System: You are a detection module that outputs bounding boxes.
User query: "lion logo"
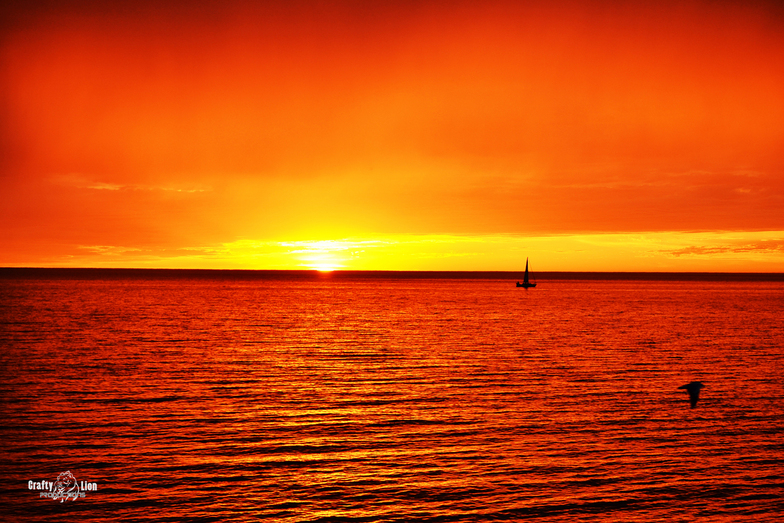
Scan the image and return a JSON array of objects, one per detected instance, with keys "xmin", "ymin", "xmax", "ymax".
[{"xmin": 53, "ymin": 471, "xmax": 80, "ymax": 502}]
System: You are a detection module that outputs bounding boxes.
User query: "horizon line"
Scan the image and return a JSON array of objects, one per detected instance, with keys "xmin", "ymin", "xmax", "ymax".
[{"xmin": 2, "ymin": 267, "xmax": 783, "ymax": 281}]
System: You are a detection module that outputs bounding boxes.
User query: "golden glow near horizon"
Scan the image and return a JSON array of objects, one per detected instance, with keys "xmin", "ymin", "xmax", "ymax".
[
  {"xmin": 8, "ymin": 232, "xmax": 784, "ymax": 273},
  {"xmin": 2, "ymin": 1, "xmax": 784, "ymax": 271}
]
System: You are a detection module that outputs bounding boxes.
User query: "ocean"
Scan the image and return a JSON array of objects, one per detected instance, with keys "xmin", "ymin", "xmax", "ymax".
[{"xmin": 1, "ymin": 269, "xmax": 783, "ymax": 521}]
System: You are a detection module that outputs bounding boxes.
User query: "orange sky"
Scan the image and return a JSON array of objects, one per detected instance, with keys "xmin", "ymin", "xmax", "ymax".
[{"xmin": 2, "ymin": 0, "xmax": 784, "ymax": 271}]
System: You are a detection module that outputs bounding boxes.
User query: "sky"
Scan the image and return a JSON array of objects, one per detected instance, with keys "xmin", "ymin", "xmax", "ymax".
[{"xmin": 2, "ymin": 0, "xmax": 783, "ymax": 271}]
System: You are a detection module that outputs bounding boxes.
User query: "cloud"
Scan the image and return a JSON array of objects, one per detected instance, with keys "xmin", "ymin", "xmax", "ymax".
[
  {"xmin": 86, "ymin": 182, "xmax": 124, "ymax": 191},
  {"xmin": 77, "ymin": 245, "xmax": 143, "ymax": 256},
  {"xmin": 51, "ymin": 174, "xmax": 210, "ymax": 193},
  {"xmin": 668, "ymin": 239, "xmax": 784, "ymax": 257}
]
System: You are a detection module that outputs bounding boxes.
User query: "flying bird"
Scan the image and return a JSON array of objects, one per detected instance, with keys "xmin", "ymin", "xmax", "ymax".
[{"xmin": 678, "ymin": 381, "xmax": 705, "ymax": 408}]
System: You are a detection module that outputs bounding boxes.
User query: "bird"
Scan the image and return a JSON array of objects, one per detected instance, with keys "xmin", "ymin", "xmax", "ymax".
[{"xmin": 678, "ymin": 381, "xmax": 705, "ymax": 408}]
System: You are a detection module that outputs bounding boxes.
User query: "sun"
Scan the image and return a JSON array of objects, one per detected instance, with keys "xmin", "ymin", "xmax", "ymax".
[
  {"xmin": 294, "ymin": 241, "xmax": 347, "ymax": 271},
  {"xmin": 308, "ymin": 255, "xmax": 340, "ymax": 272},
  {"xmin": 305, "ymin": 257, "xmax": 341, "ymax": 272}
]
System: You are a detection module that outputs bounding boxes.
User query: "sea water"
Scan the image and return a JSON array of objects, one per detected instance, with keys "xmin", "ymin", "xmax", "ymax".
[{"xmin": 1, "ymin": 271, "xmax": 783, "ymax": 521}]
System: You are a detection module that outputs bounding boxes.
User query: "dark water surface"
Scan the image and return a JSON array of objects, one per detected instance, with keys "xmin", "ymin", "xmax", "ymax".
[{"xmin": 1, "ymin": 272, "xmax": 783, "ymax": 521}]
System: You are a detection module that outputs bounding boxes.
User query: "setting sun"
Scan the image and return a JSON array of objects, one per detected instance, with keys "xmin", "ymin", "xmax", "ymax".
[{"xmin": 290, "ymin": 241, "xmax": 348, "ymax": 271}]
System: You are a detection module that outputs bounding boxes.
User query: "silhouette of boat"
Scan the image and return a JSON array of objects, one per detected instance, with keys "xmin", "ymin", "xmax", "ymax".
[{"xmin": 516, "ymin": 258, "xmax": 537, "ymax": 288}]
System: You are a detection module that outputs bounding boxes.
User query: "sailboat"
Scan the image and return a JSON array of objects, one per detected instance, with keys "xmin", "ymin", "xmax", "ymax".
[{"xmin": 516, "ymin": 258, "xmax": 537, "ymax": 288}]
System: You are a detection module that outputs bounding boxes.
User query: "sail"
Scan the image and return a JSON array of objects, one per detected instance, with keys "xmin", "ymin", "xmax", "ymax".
[{"xmin": 516, "ymin": 257, "xmax": 536, "ymax": 288}]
